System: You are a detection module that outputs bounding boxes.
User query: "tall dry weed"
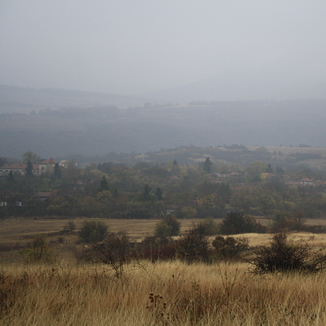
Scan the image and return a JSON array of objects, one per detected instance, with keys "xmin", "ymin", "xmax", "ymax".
[{"xmin": 0, "ymin": 261, "xmax": 325, "ymax": 325}]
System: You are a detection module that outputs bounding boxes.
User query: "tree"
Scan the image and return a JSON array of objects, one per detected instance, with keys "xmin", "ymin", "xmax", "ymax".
[
  {"xmin": 52, "ymin": 163, "xmax": 62, "ymax": 180},
  {"xmin": 78, "ymin": 220, "xmax": 109, "ymax": 243},
  {"xmin": 22, "ymin": 151, "xmax": 40, "ymax": 164},
  {"xmin": 7, "ymin": 170, "xmax": 15, "ymax": 182},
  {"xmin": 155, "ymin": 187, "xmax": 163, "ymax": 200},
  {"xmin": 99, "ymin": 175, "xmax": 109, "ymax": 192},
  {"xmin": 140, "ymin": 184, "xmax": 152, "ymax": 201},
  {"xmin": 203, "ymin": 157, "xmax": 213, "ymax": 173},
  {"xmin": 154, "ymin": 216, "xmax": 180, "ymax": 237},
  {"xmin": 220, "ymin": 211, "xmax": 266, "ymax": 235},
  {"xmin": 25, "ymin": 160, "xmax": 34, "ymax": 177}
]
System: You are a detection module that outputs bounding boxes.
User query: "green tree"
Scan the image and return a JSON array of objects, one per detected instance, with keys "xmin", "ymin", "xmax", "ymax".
[
  {"xmin": 155, "ymin": 187, "xmax": 163, "ymax": 200},
  {"xmin": 78, "ymin": 220, "xmax": 108, "ymax": 243},
  {"xmin": 140, "ymin": 184, "xmax": 152, "ymax": 201},
  {"xmin": 22, "ymin": 151, "xmax": 40, "ymax": 164},
  {"xmin": 154, "ymin": 216, "xmax": 180, "ymax": 237},
  {"xmin": 190, "ymin": 218, "xmax": 220, "ymax": 236},
  {"xmin": 7, "ymin": 170, "xmax": 15, "ymax": 182},
  {"xmin": 220, "ymin": 211, "xmax": 266, "ymax": 234},
  {"xmin": 25, "ymin": 160, "xmax": 34, "ymax": 177},
  {"xmin": 203, "ymin": 157, "xmax": 213, "ymax": 173},
  {"xmin": 52, "ymin": 163, "xmax": 62, "ymax": 180},
  {"xmin": 99, "ymin": 175, "xmax": 109, "ymax": 192}
]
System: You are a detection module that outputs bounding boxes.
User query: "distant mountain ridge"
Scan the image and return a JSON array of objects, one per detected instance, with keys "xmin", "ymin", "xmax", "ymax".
[
  {"xmin": 147, "ymin": 74, "xmax": 326, "ymax": 102},
  {"xmin": 0, "ymin": 98, "xmax": 325, "ymax": 159},
  {"xmin": 0, "ymin": 85, "xmax": 148, "ymax": 113}
]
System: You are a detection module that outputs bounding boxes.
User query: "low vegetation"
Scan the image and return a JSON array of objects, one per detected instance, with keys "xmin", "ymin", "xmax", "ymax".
[
  {"xmin": 1, "ymin": 216, "xmax": 326, "ymax": 325},
  {"xmin": 249, "ymin": 232, "xmax": 326, "ymax": 274},
  {"xmin": 1, "ymin": 262, "xmax": 326, "ymax": 325}
]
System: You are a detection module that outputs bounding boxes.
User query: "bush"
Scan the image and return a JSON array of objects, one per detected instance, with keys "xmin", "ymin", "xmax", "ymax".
[
  {"xmin": 136, "ymin": 236, "xmax": 176, "ymax": 261},
  {"xmin": 190, "ymin": 218, "xmax": 220, "ymax": 237},
  {"xmin": 271, "ymin": 211, "xmax": 306, "ymax": 233},
  {"xmin": 78, "ymin": 220, "xmax": 108, "ymax": 243},
  {"xmin": 248, "ymin": 232, "xmax": 326, "ymax": 274},
  {"xmin": 62, "ymin": 220, "xmax": 76, "ymax": 233},
  {"xmin": 154, "ymin": 216, "xmax": 180, "ymax": 237},
  {"xmin": 220, "ymin": 211, "xmax": 266, "ymax": 234},
  {"xmin": 212, "ymin": 236, "xmax": 249, "ymax": 259},
  {"xmin": 176, "ymin": 232, "xmax": 209, "ymax": 263},
  {"xmin": 92, "ymin": 232, "xmax": 132, "ymax": 277},
  {"xmin": 19, "ymin": 234, "xmax": 55, "ymax": 264}
]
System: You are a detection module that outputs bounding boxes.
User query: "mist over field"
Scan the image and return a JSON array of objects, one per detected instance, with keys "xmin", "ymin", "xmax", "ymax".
[{"xmin": 0, "ymin": 85, "xmax": 325, "ymax": 159}]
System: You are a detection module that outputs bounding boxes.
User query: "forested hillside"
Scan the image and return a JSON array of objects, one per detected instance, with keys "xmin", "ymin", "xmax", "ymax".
[{"xmin": 1, "ymin": 98, "xmax": 326, "ymax": 158}]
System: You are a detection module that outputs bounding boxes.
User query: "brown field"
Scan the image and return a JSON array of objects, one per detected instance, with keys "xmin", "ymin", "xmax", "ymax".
[
  {"xmin": 1, "ymin": 217, "xmax": 326, "ymax": 325},
  {"xmin": 1, "ymin": 261, "xmax": 326, "ymax": 325},
  {"xmin": 2, "ymin": 217, "xmax": 326, "ymax": 262},
  {"xmin": 0, "ymin": 218, "xmax": 206, "ymax": 247}
]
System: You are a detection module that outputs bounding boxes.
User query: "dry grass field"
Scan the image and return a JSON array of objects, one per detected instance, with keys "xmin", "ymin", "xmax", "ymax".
[
  {"xmin": 1, "ymin": 261, "xmax": 326, "ymax": 325},
  {"xmin": 1, "ymin": 217, "xmax": 326, "ymax": 325},
  {"xmin": 0, "ymin": 218, "xmax": 205, "ymax": 248}
]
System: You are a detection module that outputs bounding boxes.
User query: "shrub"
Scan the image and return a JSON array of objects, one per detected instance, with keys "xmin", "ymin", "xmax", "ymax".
[
  {"xmin": 220, "ymin": 211, "xmax": 266, "ymax": 234},
  {"xmin": 136, "ymin": 236, "xmax": 176, "ymax": 261},
  {"xmin": 190, "ymin": 218, "xmax": 220, "ymax": 237},
  {"xmin": 62, "ymin": 220, "xmax": 76, "ymax": 233},
  {"xmin": 176, "ymin": 232, "xmax": 209, "ymax": 263},
  {"xmin": 212, "ymin": 236, "xmax": 249, "ymax": 259},
  {"xmin": 19, "ymin": 234, "xmax": 55, "ymax": 263},
  {"xmin": 271, "ymin": 210, "xmax": 306, "ymax": 233},
  {"xmin": 91, "ymin": 232, "xmax": 132, "ymax": 277},
  {"xmin": 78, "ymin": 220, "xmax": 108, "ymax": 243},
  {"xmin": 154, "ymin": 216, "xmax": 180, "ymax": 237},
  {"xmin": 248, "ymin": 232, "xmax": 326, "ymax": 274}
]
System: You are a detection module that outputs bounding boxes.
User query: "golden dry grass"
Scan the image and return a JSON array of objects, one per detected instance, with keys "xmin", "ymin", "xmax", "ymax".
[
  {"xmin": 2, "ymin": 218, "xmax": 326, "ymax": 325},
  {"xmin": 1, "ymin": 261, "xmax": 326, "ymax": 325}
]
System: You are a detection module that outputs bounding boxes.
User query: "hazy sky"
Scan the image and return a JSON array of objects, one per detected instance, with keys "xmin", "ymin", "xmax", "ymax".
[{"xmin": 1, "ymin": 1, "xmax": 325, "ymax": 95}]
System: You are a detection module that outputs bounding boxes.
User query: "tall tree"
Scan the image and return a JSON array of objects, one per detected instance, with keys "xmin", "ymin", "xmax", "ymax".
[
  {"xmin": 52, "ymin": 163, "xmax": 62, "ymax": 180},
  {"xmin": 25, "ymin": 160, "xmax": 34, "ymax": 177},
  {"xmin": 155, "ymin": 187, "xmax": 163, "ymax": 200},
  {"xmin": 203, "ymin": 157, "xmax": 213, "ymax": 173},
  {"xmin": 99, "ymin": 175, "xmax": 109, "ymax": 192},
  {"xmin": 7, "ymin": 170, "xmax": 15, "ymax": 182}
]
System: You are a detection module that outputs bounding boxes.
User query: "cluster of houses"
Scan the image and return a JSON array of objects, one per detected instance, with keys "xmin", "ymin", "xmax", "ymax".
[
  {"xmin": 0, "ymin": 158, "xmax": 78, "ymax": 207},
  {"xmin": 0, "ymin": 159, "xmax": 76, "ymax": 177}
]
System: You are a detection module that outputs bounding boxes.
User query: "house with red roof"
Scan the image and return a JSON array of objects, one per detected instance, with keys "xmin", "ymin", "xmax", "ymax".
[{"xmin": 0, "ymin": 158, "xmax": 58, "ymax": 176}]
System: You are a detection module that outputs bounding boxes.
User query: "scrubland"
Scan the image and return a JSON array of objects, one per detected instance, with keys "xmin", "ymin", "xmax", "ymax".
[
  {"xmin": 1, "ymin": 218, "xmax": 326, "ymax": 325},
  {"xmin": 1, "ymin": 261, "xmax": 326, "ymax": 325}
]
